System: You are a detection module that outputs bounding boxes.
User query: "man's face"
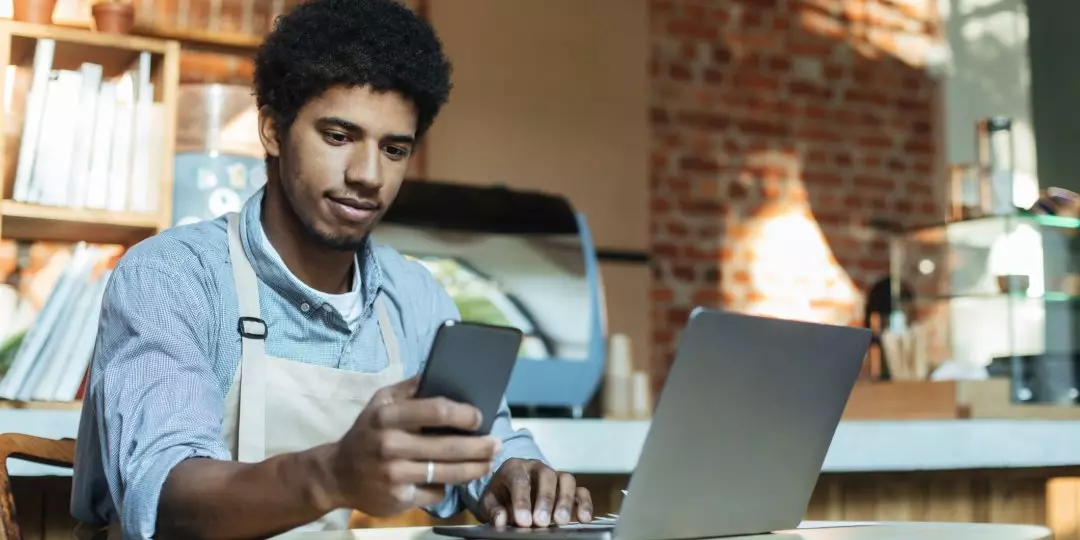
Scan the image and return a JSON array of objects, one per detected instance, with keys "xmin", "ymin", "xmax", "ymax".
[{"xmin": 262, "ymin": 84, "xmax": 418, "ymax": 250}]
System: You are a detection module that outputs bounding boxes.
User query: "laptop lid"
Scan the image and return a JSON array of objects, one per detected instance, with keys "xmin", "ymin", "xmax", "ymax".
[{"xmin": 614, "ymin": 309, "xmax": 870, "ymax": 540}]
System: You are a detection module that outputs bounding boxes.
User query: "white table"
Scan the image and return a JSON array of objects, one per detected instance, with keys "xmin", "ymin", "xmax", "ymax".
[{"xmin": 277, "ymin": 522, "xmax": 1053, "ymax": 540}]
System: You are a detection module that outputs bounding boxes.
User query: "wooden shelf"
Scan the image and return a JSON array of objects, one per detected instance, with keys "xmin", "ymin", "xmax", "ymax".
[
  {"xmin": 3, "ymin": 19, "xmax": 174, "ymax": 78},
  {"xmin": 0, "ymin": 200, "xmax": 161, "ymax": 244},
  {"xmin": 0, "ymin": 20, "xmax": 179, "ymax": 246},
  {"xmin": 51, "ymin": 21, "xmax": 262, "ymax": 55},
  {"xmin": 131, "ymin": 25, "xmax": 260, "ymax": 55}
]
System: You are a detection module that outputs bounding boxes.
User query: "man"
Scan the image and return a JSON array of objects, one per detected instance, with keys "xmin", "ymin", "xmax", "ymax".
[{"xmin": 70, "ymin": 0, "xmax": 592, "ymax": 537}]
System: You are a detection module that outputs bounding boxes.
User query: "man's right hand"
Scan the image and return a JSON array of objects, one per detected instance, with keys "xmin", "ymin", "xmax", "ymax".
[{"xmin": 323, "ymin": 376, "xmax": 501, "ymax": 516}]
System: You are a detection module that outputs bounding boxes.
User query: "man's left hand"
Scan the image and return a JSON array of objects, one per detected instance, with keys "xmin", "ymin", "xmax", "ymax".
[{"xmin": 479, "ymin": 458, "xmax": 593, "ymax": 528}]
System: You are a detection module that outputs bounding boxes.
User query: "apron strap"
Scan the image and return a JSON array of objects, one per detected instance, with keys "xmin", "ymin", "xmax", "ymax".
[
  {"xmin": 226, "ymin": 212, "xmax": 267, "ymax": 463},
  {"xmin": 374, "ymin": 296, "xmax": 403, "ymax": 369}
]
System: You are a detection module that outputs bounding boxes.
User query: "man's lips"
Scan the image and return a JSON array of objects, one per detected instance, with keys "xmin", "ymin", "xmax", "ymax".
[{"xmin": 327, "ymin": 195, "xmax": 380, "ymax": 223}]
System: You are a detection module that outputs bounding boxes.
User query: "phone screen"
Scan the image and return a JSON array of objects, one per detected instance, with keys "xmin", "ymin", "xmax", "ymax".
[{"xmin": 415, "ymin": 320, "xmax": 523, "ymax": 436}]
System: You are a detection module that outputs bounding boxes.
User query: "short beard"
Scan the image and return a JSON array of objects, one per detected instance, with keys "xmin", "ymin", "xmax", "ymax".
[
  {"xmin": 277, "ymin": 174, "xmax": 371, "ymax": 252},
  {"xmin": 303, "ymin": 223, "xmax": 369, "ymax": 252}
]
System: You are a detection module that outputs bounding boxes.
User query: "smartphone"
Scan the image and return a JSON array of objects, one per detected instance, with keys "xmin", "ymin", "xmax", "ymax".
[{"xmin": 415, "ymin": 320, "xmax": 524, "ymax": 436}]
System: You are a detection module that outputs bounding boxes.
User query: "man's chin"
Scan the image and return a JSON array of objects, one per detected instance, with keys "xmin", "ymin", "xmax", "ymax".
[{"xmin": 306, "ymin": 223, "xmax": 370, "ymax": 252}]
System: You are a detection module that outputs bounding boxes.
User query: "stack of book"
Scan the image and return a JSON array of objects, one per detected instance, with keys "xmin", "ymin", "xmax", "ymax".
[
  {"xmin": 8, "ymin": 38, "xmax": 166, "ymax": 213},
  {"xmin": 0, "ymin": 242, "xmax": 123, "ymax": 402}
]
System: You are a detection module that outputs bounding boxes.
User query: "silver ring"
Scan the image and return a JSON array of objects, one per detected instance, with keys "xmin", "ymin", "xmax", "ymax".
[{"xmin": 426, "ymin": 460, "xmax": 435, "ymax": 484}]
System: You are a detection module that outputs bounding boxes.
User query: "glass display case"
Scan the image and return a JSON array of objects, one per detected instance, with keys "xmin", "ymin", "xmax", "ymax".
[{"xmin": 890, "ymin": 211, "xmax": 1080, "ymax": 405}]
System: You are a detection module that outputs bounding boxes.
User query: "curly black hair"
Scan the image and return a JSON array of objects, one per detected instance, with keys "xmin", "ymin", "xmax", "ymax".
[{"xmin": 253, "ymin": 0, "xmax": 452, "ymax": 141}]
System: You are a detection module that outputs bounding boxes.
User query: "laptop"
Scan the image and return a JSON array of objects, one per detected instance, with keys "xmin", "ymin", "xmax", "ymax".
[{"xmin": 433, "ymin": 308, "xmax": 871, "ymax": 540}]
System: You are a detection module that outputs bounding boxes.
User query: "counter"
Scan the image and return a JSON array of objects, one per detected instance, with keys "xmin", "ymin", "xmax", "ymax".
[
  {"xmin": 5, "ymin": 409, "xmax": 1080, "ymax": 475},
  {"xmin": 4, "ymin": 409, "xmax": 1080, "ymax": 538}
]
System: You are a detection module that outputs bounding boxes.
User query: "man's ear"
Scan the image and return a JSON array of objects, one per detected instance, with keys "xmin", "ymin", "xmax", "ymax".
[{"xmin": 258, "ymin": 105, "xmax": 282, "ymax": 159}]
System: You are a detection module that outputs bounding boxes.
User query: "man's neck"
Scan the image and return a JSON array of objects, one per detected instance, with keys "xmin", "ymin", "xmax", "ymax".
[{"xmin": 260, "ymin": 183, "xmax": 355, "ymax": 295}]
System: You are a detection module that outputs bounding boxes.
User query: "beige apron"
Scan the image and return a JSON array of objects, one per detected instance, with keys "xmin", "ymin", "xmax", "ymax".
[{"xmin": 77, "ymin": 213, "xmax": 404, "ymax": 539}]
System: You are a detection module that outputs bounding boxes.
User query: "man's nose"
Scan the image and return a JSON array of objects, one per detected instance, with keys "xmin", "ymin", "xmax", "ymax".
[{"xmin": 345, "ymin": 141, "xmax": 382, "ymax": 187}]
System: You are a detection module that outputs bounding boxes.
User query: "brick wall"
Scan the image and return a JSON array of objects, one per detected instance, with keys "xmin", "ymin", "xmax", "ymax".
[{"xmin": 649, "ymin": 0, "xmax": 945, "ymax": 385}]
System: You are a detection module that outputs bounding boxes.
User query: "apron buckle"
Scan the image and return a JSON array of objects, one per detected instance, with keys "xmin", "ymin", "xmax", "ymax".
[{"xmin": 238, "ymin": 316, "xmax": 268, "ymax": 339}]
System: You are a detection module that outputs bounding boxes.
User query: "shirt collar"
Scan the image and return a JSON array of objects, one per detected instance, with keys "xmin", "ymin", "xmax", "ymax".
[{"xmin": 237, "ymin": 187, "xmax": 383, "ymax": 317}]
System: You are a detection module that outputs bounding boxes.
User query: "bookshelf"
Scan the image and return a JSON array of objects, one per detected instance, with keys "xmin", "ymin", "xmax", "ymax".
[
  {"xmin": 0, "ymin": 21, "xmax": 181, "ymax": 408},
  {"xmin": 0, "ymin": 19, "xmax": 180, "ymax": 245}
]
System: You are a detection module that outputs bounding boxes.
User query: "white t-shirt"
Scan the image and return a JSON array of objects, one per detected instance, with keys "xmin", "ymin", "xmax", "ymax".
[{"xmin": 260, "ymin": 228, "xmax": 364, "ymax": 329}]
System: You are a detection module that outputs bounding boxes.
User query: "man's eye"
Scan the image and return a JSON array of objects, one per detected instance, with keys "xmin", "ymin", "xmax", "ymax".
[
  {"xmin": 384, "ymin": 145, "xmax": 410, "ymax": 160},
  {"xmin": 324, "ymin": 131, "xmax": 349, "ymax": 144}
]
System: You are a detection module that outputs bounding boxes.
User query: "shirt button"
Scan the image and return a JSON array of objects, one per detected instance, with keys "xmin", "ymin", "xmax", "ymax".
[{"xmin": 300, "ymin": 302, "xmax": 311, "ymax": 312}]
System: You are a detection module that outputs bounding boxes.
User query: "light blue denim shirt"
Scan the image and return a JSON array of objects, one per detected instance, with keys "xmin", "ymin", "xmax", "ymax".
[{"xmin": 71, "ymin": 188, "xmax": 545, "ymax": 538}]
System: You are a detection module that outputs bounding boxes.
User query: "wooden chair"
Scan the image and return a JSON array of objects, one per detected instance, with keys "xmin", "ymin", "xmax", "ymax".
[{"xmin": 0, "ymin": 434, "xmax": 76, "ymax": 540}]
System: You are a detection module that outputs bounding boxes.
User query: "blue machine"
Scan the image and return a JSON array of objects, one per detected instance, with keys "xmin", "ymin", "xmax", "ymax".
[{"xmin": 376, "ymin": 179, "xmax": 608, "ymax": 414}]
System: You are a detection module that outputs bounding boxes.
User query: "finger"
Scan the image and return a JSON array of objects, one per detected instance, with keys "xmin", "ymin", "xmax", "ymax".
[
  {"xmin": 532, "ymin": 466, "xmax": 558, "ymax": 527},
  {"xmin": 386, "ymin": 460, "xmax": 494, "ymax": 485},
  {"xmin": 379, "ymin": 431, "xmax": 501, "ymax": 462},
  {"xmin": 575, "ymin": 487, "xmax": 593, "ymax": 523},
  {"xmin": 505, "ymin": 463, "xmax": 533, "ymax": 527},
  {"xmin": 373, "ymin": 397, "xmax": 482, "ymax": 432},
  {"xmin": 371, "ymin": 378, "xmax": 421, "ymax": 406},
  {"xmin": 480, "ymin": 491, "xmax": 509, "ymax": 527},
  {"xmin": 553, "ymin": 473, "xmax": 576, "ymax": 525}
]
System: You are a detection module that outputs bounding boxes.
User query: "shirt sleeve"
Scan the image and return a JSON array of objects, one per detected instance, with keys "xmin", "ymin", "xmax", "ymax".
[
  {"xmin": 415, "ymin": 271, "xmax": 548, "ymax": 519},
  {"xmin": 89, "ymin": 261, "xmax": 232, "ymax": 538}
]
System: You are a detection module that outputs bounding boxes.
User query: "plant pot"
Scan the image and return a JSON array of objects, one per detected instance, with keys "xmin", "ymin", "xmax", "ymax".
[
  {"xmin": 91, "ymin": 2, "xmax": 135, "ymax": 34},
  {"xmin": 12, "ymin": 0, "xmax": 58, "ymax": 24}
]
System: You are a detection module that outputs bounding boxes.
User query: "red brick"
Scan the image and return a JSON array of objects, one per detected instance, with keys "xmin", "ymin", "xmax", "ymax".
[
  {"xmin": 845, "ymin": 89, "xmax": 890, "ymax": 106},
  {"xmin": 704, "ymin": 69, "xmax": 725, "ymax": 84},
  {"xmin": 897, "ymin": 98, "xmax": 930, "ymax": 113},
  {"xmin": 803, "ymin": 172, "xmax": 844, "ymax": 185},
  {"xmin": 669, "ymin": 63, "xmax": 693, "ymax": 80},
  {"xmin": 653, "ymin": 287, "xmax": 675, "ymax": 302},
  {"xmin": 667, "ymin": 306, "xmax": 692, "ymax": 322},
  {"xmin": 685, "ymin": 246, "xmax": 720, "ymax": 260},
  {"xmin": 669, "ymin": 268, "xmax": 695, "ymax": 285},
  {"xmin": 667, "ymin": 20, "xmax": 718, "ymax": 40},
  {"xmin": 680, "ymin": 156, "xmax": 722, "ymax": 173},
  {"xmin": 790, "ymin": 80, "xmax": 833, "ymax": 99},
  {"xmin": 788, "ymin": 39, "xmax": 835, "ymax": 56},
  {"xmin": 667, "ymin": 223, "xmax": 689, "ymax": 237},
  {"xmin": 908, "ymin": 182, "xmax": 932, "ymax": 195},
  {"xmin": 807, "ymin": 150, "xmax": 829, "ymax": 164},
  {"xmin": 712, "ymin": 46, "xmax": 733, "ymax": 65},
  {"xmin": 904, "ymin": 139, "xmax": 935, "ymax": 154},
  {"xmin": 738, "ymin": 119, "xmax": 789, "ymax": 136},
  {"xmin": 769, "ymin": 57, "xmax": 793, "ymax": 72},
  {"xmin": 796, "ymin": 128, "xmax": 843, "ymax": 142},
  {"xmin": 732, "ymin": 73, "xmax": 781, "ymax": 92},
  {"xmin": 858, "ymin": 136, "xmax": 894, "ymax": 149},
  {"xmin": 804, "ymin": 105, "xmax": 829, "ymax": 119},
  {"xmin": 692, "ymin": 289, "xmax": 722, "ymax": 305},
  {"xmin": 678, "ymin": 198, "xmax": 726, "ymax": 216},
  {"xmin": 676, "ymin": 112, "xmax": 730, "ymax": 130},
  {"xmin": 651, "ymin": 197, "xmax": 672, "ymax": 212},
  {"xmin": 653, "ymin": 243, "xmax": 678, "ymax": 257}
]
